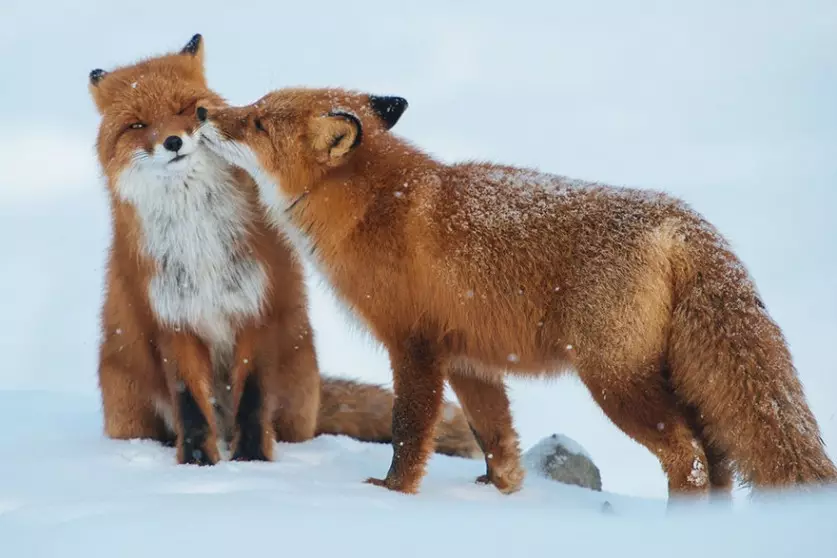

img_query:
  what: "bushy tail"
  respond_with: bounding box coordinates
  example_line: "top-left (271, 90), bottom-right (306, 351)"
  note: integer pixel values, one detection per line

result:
top-left (316, 376), bottom-right (482, 459)
top-left (668, 236), bottom-right (837, 490)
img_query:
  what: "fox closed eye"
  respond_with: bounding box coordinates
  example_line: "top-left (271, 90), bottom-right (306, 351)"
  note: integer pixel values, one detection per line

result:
top-left (254, 118), bottom-right (266, 133)
top-left (177, 102), bottom-right (197, 116)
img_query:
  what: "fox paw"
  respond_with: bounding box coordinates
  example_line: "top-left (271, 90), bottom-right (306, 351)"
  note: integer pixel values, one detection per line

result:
top-left (364, 477), bottom-right (418, 494)
top-left (178, 446), bottom-right (218, 466)
top-left (475, 465), bottom-right (525, 494)
top-left (231, 445), bottom-right (270, 462)
top-left (494, 464), bottom-right (525, 494)
top-left (230, 432), bottom-right (272, 462)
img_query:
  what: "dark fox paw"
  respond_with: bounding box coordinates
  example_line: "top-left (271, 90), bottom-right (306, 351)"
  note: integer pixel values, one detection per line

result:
top-left (179, 445), bottom-right (218, 466)
top-left (231, 439), bottom-right (270, 462)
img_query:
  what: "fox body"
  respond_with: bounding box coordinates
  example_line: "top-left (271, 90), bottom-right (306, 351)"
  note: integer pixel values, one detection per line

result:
top-left (88, 36), bottom-right (480, 465)
top-left (199, 87), bottom-right (837, 497)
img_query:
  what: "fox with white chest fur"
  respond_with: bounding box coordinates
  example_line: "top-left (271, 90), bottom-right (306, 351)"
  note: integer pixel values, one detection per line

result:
top-left (89, 34), bottom-right (482, 467)
top-left (199, 86), bottom-right (837, 499)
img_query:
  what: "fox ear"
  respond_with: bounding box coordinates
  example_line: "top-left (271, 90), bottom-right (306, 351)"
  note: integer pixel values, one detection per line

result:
top-left (88, 69), bottom-right (110, 114)
top-left (369, 95), bottom-right (408, 130)
top-left (89, 68), bottom-right (108, 86)
top-left (310, 111), bottom-right (362, 166)
top-left (178, 33), bottom-right (206, 84)
top-left (180, 33), bottom-right (203, 57)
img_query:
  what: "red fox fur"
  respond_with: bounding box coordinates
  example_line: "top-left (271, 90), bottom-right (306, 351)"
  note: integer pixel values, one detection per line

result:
top-left (198, 87), bottom-right (837, 498)
top-left (87, 35), bottom-right (480, 465)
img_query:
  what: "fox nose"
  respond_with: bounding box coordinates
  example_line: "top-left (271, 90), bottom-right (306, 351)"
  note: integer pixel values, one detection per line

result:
top-left (163, 135), bottom-right (183, 152)
top-left (196, 106), bottom-right (208, 122)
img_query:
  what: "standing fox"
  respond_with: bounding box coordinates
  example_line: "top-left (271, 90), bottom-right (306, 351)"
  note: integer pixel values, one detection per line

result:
top-left (198, 87), bottom-right (837, 498)
top-left (88, 35), bottom-right (480, 465)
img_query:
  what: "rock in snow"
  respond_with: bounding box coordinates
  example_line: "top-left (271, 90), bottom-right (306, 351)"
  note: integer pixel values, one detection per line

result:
top-left (523, 433), bottom-right (602, 491)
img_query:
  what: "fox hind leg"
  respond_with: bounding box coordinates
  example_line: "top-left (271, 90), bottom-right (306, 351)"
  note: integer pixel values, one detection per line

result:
top-left (268, 330), bottom-right (320, 444)
top-left (98, 357), bottom-right (173, 445)
top-left (447, 368), bottom-right (524, 494)
top-left (579, 361), bottom-right (712, 500)
top-left (679, 400), bottom-right (735, 498)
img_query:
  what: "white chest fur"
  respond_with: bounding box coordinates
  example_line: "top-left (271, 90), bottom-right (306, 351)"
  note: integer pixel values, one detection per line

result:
top-left (116, 150), bottom-right (269, 349)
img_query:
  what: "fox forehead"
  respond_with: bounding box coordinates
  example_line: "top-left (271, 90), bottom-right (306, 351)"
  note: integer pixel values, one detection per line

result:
top-left (101, 79), bottom-right (204, 118)
top-left (95, 55), bottom-right (210, 116)
top-left (254, 88), bottom-right (373, 116)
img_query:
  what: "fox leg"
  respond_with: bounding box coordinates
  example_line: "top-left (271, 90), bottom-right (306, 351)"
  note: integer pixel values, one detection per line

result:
top-left (447, 368), bottom-right (524, 494)
top-left (681, 403), bottom-right (734, 498)
top-left (226, 326), bottom-right (273, 461)
top-left (99, 356), bottom-right (172, 444)
top-left (268, 326), bottom-right (320, 444)
top-left (579, 363), bottom-right (711, 499)
top-left (159, 331), bottom-right (220, 466)
top-left (365, 333), bottom-right (446, 494)
top-left (704, 440), bottom-right (734, 497)
top-left (227, 318), bottom-right (320, 461)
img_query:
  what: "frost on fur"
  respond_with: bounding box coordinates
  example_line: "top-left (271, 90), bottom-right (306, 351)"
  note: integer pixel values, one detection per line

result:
top-left (197, 86), bottom-right (837, 497)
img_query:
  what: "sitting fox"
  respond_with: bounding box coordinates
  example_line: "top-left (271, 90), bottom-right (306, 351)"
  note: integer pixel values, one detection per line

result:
top-left (87, 34), bottom-right (480, 466)
top-left (197, 87), bottom-right (837, 498)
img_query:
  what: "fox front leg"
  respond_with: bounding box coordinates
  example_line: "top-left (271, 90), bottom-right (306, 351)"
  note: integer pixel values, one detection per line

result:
top-left (365, 334), bottom-right (446, 494)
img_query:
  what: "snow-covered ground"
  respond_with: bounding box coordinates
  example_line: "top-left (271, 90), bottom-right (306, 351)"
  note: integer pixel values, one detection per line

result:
top-left (2, 389), bottom-right (836, 557)
top-left (1, 1), bottom-right (836, 555)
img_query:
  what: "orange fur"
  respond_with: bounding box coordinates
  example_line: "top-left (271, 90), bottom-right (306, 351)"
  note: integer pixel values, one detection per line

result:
top-left (89, 36), bottom-right (480, 465)
top-left (199, 87), bottom-right (837, 498)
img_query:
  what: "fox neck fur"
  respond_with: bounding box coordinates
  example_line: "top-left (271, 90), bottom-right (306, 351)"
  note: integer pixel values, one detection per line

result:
top-left (115, 147), bottom-right (269, 349)
top-left (114, 145), bottom-right (268, 440)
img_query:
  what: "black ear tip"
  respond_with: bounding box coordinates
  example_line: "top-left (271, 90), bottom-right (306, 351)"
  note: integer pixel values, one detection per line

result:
top-left (181, 33), bottom-right (203, 55)
top-left (89, 69), bottom-right (107, 85)
top-left (369, 95), bottom-right (408, 130)
top-left (196, 106), bottom-right (208, 122)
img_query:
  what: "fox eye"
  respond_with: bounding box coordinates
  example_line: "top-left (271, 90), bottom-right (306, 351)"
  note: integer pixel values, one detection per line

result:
top-left (177, 102), bottom-right (196, 116)
top-left (129, 122), bottom-right (146, 130)
top-left (254, 118), bottom-right (266, 133)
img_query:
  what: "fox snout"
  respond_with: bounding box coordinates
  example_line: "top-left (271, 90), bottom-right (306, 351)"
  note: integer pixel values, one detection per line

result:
top-left (196, 105), bottom-right (240, 127)
top-left (163, 135), bottom-right (183, 152)
top-left (197, 105), bottom-right (248, 140)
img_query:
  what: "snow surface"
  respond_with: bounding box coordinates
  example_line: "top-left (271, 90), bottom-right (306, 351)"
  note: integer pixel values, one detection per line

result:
top-left (2, 0), bottom-right (837, 555)
top-left (1, 390), bottom-right (836, 557)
